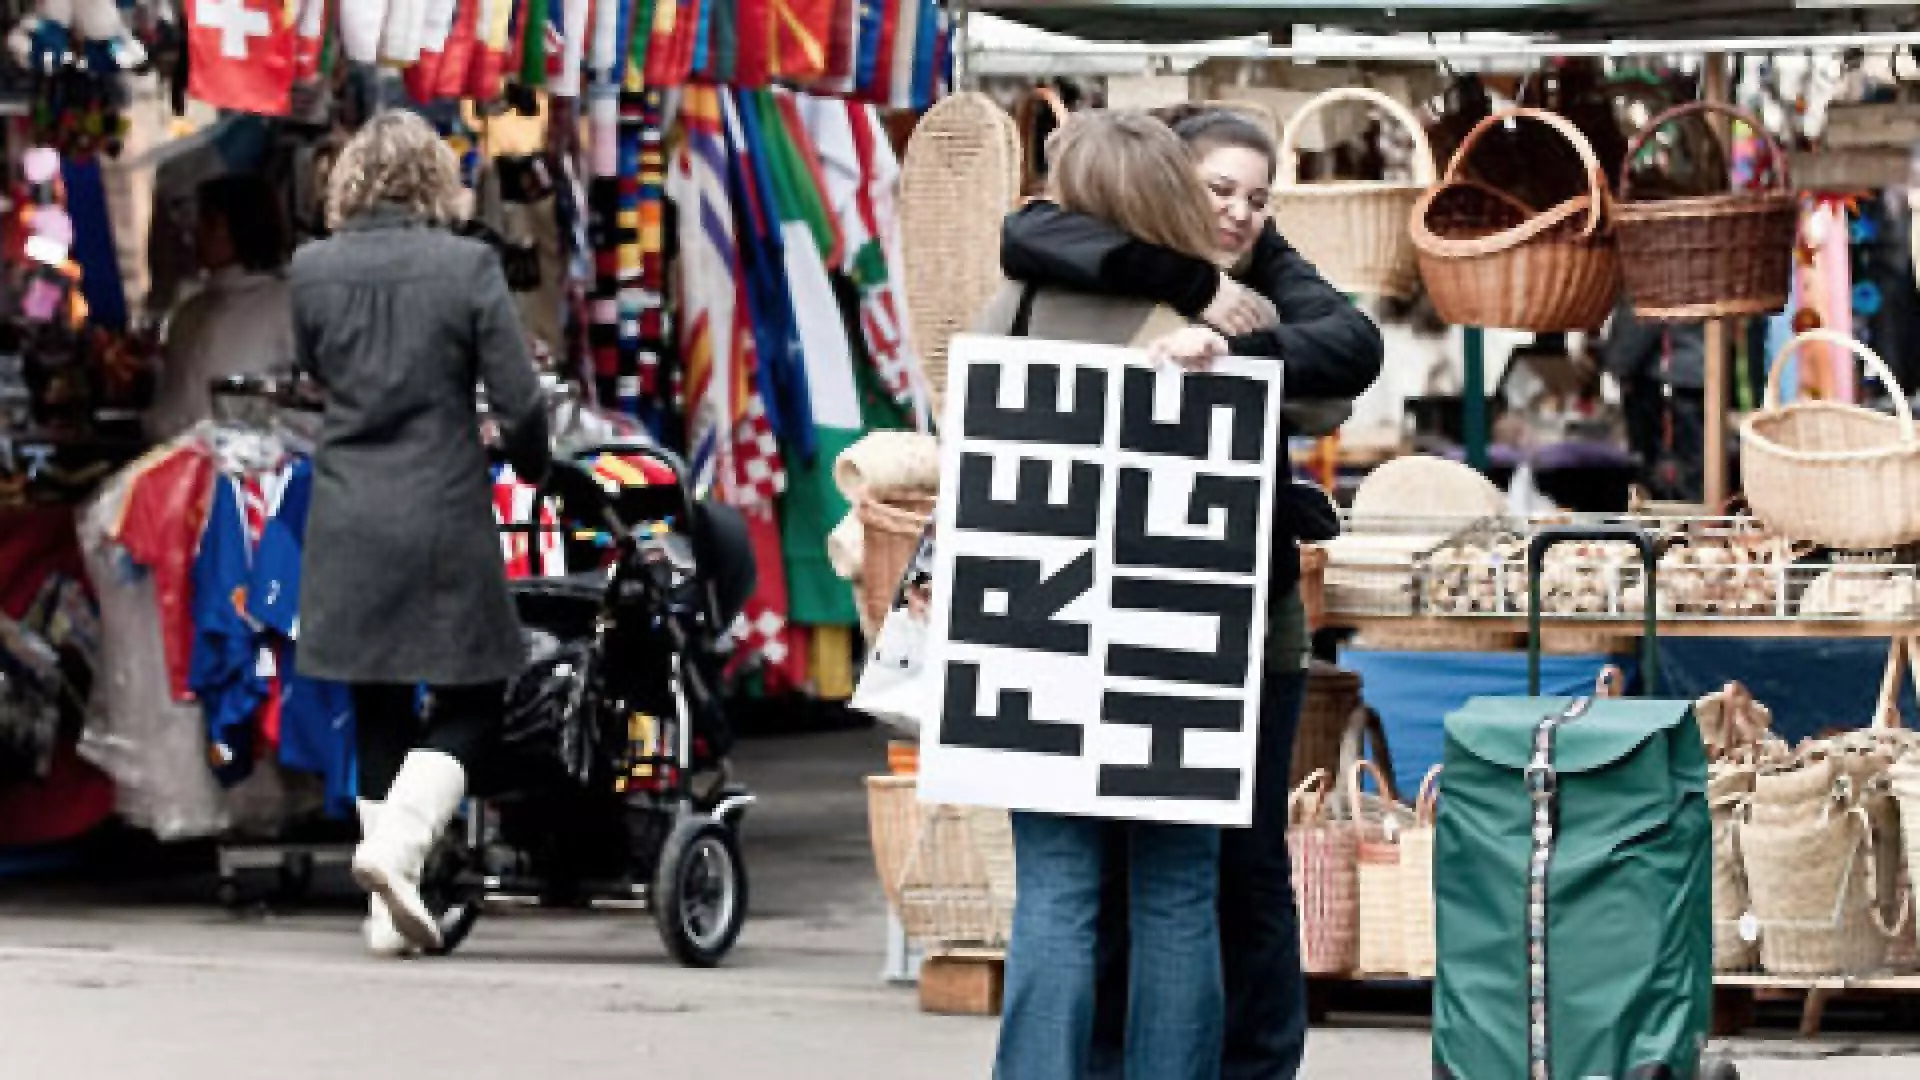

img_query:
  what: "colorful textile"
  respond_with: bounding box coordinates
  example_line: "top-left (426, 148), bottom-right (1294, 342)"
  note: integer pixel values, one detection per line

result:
top-left (115, 443), bottom-right (217, 702)
top-left (724, 89), bottom-right (814, 459)
top-left (770, 0), bottom-right (831, 81)
top-left (669, 86), bottom-right (741, 500)
top-left (492, 465), bottom-right (566, 579)
top-left (517, 0), bottom-right (551, 86)
top-left (732, 0), bottom-right (770, 86)
top-left (733, 505), bottom-right (804, 689)
top-left (293, 0), bottom-right (328, 80)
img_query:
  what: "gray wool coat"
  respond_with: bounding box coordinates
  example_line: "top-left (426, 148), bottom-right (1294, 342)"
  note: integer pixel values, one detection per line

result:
top-left (291, 205), bottom-right (550, 687)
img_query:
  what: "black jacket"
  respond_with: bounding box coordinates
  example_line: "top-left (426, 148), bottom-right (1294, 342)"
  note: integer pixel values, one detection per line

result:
top-left (999, 201), bottom-right (1384, 402)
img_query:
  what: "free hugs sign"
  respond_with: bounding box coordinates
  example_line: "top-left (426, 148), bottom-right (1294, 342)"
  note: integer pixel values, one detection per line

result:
top-left (919, 334), bottom-right (1283, 827)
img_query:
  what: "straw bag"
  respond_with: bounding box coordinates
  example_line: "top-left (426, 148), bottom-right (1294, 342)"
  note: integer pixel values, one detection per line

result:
top-left (895, 800), bottom-right (1016, 947)
top-left (900, 92), bottom-right (1022, 418)
top-left (1740, 754), bottom-right (1896, 976)
top-left (1272, 87), bottom-right (1436, 299)
top-left (1293, 664), bottom-right (1363, 790)
top-left (1411, 107), bottom-right (1620, 332)
top-left (1615, 101), bottom-right (1796, 321)
top-left (1708, 760), bottom-right (1758, 971)
top-left (1348, 758), bottom-right (1416, 975)
top-left (1740, 330), bottom-right (1920, 551)
top-left (1400, 765), bottom-right (1443, 979)
top-left (1288, 769), bottom-right (1360, 976)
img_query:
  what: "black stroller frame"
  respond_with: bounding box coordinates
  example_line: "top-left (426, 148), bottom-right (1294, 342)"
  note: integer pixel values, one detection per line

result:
top-left (421, 443), bottom-right (757, 967)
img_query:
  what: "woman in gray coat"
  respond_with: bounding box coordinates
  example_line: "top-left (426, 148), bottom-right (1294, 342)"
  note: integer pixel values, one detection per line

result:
top-left (292, 110), bottom-right (549, 956)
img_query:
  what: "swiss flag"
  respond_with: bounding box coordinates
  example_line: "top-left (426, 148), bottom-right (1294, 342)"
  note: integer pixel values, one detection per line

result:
top-left (185, 0), bottom-right (295, 116)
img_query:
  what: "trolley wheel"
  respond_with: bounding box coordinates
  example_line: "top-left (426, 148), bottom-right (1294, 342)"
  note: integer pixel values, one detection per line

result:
top-left (273, 855), bottom-right (314, 904)
top-left (419, 829), bottom-right (484, 956)
top-left (1701, 1054), bottom-right (1740, 1080)
top-left (652, 818), bottom-right (747, 967)
top-left (216, 878), bottom-right (244, 910)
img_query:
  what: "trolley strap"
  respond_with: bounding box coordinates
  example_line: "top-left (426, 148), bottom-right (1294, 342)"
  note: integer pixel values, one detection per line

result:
top-left (1526, 695), bottom-right (1595, 1080)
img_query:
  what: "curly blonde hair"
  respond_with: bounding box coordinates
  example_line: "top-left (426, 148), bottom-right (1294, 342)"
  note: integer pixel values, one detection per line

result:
top-left (325, 110), bottom-right (465, 229)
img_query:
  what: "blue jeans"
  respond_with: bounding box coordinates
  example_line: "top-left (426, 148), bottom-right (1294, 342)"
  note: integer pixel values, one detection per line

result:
top-left (995, 811), bottom-right (1223, 1080)
top-left (1088, 668), bottom-right (1310, 1080)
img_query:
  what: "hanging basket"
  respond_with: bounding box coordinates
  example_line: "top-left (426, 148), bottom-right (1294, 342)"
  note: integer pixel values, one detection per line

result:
top-left (1411, 107), bottom-right (1620, 332)
top-left (1615, 101), bottom-right (1796, 321)
top-left (1272, 87), bottom-right (1437, 299)
top-left (855, 495), bottom-right (936, 641)
top-left (1740, 331), bottom-right (1920, 551)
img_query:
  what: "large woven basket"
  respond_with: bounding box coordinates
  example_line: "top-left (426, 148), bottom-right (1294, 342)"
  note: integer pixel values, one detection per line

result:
top-left (1273, 87), bottom-right (1436, 299)
top-left (1294, 663), bottom-right (1362, 790)
top-left (1740, 758), bottom-right (1893, 977)
top-left (1400, 765), bottom-right (1442, 979)
top-left (1289, 769), bottom-right (1360, 976)
top-left (1348, 759), bottom-right (1416, 976)
top-left (1615, 101), bottom-right (1796, 321)
top-left (1740, 330), bottom-right (1920, 551)
top-left (900, 93), bottom-right (1022, 420)
top-left (866, 775), bottom-right (922, 914)
top-left (1411, 107), bottom-right (1620, 332)
top-left (855, 495), bottom-right (935, 640)
top-left (1709, 762), bottom-right (1759, 972)
top-left (896, 799), bottom-right (1016, 947)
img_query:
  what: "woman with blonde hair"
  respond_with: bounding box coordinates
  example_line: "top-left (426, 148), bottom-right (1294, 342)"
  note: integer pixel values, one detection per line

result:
top-left (293, 109), bottom-right (548, 956)
top-left (984, 109), bottom-right (1232, 1080)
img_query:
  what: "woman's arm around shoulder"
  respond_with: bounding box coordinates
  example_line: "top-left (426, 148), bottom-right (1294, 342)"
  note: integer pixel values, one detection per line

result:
top-left (1227, 226), bottom-right (1383, 400)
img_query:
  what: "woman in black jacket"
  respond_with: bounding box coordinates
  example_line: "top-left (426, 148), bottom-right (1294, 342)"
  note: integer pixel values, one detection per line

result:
top-left (1001, 109), bottom-right (1383, 1080)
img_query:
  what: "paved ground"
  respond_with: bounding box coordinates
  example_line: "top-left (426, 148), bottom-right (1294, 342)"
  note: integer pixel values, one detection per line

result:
top-left (3, 723), bottom-right (1917, 1078)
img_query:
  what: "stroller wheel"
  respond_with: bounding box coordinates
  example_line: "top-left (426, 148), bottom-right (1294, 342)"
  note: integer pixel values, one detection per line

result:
top-left (420, 827), bottom-right (485, 956)
top-left (652, 818), bottom-right (748, 967)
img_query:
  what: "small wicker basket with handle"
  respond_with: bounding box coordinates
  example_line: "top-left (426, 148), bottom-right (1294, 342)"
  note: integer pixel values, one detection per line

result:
top-left (1272, 87), bottom-right (1437, 299)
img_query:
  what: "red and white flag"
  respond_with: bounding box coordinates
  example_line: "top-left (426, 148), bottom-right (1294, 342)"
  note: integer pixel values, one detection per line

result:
top-left (185, 0), bottom-right (295, 115)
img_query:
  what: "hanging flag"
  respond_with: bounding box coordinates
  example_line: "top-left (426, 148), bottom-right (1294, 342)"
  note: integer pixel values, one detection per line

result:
top-left (185, 0), bottom-right (295, 116)
top-left (466, 0), bottom-right (512, 98)
top-left (769, 0), bottom-right (830, 82)
top-left (517, 0), bottom-right (551, 86)
top-left (292, 0), bottom-right (328, 80)
top-left (338, 0), bottom-right (386, 63)
top-left (668, 86), bottom-right (740, 502)
top-left (733, 0), bottom-right (770, 86)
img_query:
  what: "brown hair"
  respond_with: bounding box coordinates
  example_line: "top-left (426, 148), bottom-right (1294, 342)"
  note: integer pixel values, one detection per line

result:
top-left (1172, 110), bottom-right (1279, 181)
top-left (1045, 110), bottom-right (1219, 263)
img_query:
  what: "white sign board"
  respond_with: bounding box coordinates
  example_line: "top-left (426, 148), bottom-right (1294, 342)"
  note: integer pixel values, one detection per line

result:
top-left (918, 334), bottom-right (1283, 827)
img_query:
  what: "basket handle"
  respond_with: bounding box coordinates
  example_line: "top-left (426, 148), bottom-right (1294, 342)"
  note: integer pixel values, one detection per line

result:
top-left (1276, 86), bottom-right (1437, 187)
top-left (1595, 665), bottom-right (1626, 699)
top-left (1618, 100), bottom-right (1790, 204)
top-left (1289, 768), bottom-right (1332, 824)
top-left (1440, 106), bottom-right (1609, 240)
top-left (1762, 330), bottom-right (1916, 443)
top-left (1414, 764), bottom-right (1443, 826)
top-left (1344, 756), bottom-right (1402, 827)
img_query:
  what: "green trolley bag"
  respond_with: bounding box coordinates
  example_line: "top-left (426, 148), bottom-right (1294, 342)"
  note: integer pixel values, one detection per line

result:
top-left (1433, 527), bottom-right (1713, 1080)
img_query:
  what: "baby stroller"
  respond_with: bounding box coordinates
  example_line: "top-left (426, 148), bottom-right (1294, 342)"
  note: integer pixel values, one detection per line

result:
top-left (419, 444), bottom-right (758, 966)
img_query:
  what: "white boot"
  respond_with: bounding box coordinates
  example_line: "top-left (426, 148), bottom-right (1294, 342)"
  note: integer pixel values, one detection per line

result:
top-left (355, 801), bottom-right (414, 957)
top-left (353, 751), bottom-right (465, 951)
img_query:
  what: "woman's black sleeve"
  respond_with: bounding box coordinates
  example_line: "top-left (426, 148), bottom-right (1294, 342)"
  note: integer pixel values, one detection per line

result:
top-left (1226, 226), bottom-right (1384, 400)
top-left (999, 201), bottom-right (1219, 315)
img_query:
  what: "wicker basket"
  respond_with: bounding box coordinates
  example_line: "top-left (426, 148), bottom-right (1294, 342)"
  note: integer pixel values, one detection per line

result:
top-left (1615, 102), bottom-right (1796, 321)
top-left (1411, 107), bottom-right (1620, 332)
top-left (866, 775), bottom-right (922, 914)
top-left (896, 799), bottom-right (1016, 947)
top-left (1289, 769), bottom-right (1360, 976)
top-left (1400, 765), bottom-right (1442, 979)
top-left (1740, 757), bottom-right (1893, 976)
top-left (901, 92), bottom-right (1022, 419)
top-left (1740, 330), bottom-right (1920, 551)
top-left (1273, 87), bottom-right (1437, 299)
top-left (1349, 758), bottom-right (1416, 976)
top-left (1294, 663), bottom-right (1362, 790)
top-left (856, 495), bottom-right (935, 641)
top-left (1709, 762), bottom-right (1758, 972)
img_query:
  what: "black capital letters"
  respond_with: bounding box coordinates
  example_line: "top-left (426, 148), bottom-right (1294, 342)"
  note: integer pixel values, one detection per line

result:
top-left (940, 662), bottom-right (1082, 756)
top-left (964, 362), bottom-right (1107, 446)
top-left (1113, 467), bottom-right (1261, 574)
top-left (1106, 577), bottom-right (1254, 687)
top-left (955, 452), bottom-right (1101, 538)
top-left (1096, 691), bottom-right (1241, 800)
top-left (949, 551), bottom-right (1096, 655)
top-left (1118, 366), bottom-right (1268, 463)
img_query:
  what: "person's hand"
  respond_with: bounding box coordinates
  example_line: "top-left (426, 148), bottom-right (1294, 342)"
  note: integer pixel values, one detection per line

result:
top-left (1199, 275), bottom-right (1277, 337)
top-left (1147, 326), bottom-right (1229, 371)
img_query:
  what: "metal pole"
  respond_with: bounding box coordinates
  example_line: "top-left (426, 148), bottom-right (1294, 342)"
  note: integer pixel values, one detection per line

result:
top-left (1465, 326), bottom-right (1489, 472)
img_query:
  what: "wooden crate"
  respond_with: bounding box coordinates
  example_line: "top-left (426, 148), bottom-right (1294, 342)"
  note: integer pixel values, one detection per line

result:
top-left (919, 948), bottom-right (1006, 1016)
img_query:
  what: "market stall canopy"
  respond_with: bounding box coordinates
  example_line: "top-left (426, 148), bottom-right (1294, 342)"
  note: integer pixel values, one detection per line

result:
top-left (971, 1), bottom-right (1920, 43)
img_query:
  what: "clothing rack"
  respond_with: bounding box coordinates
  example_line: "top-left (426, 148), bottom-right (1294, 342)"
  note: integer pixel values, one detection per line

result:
top-left (208, 374), bottom-right (324, 413)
